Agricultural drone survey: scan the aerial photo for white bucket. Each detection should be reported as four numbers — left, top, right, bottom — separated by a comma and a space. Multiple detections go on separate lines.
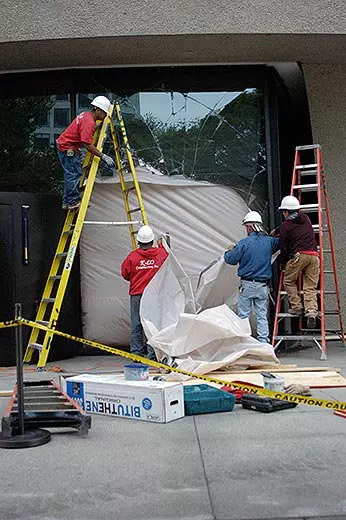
262, 375, 285, 392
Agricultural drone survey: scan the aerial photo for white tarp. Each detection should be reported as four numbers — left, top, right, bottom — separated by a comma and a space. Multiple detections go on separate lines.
140, 241, 279, 376
80, 168, 249, 345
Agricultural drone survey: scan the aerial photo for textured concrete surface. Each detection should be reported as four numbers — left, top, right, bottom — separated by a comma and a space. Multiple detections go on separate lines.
0, 345, 345, 519
1, 1, 346, 71
302, 64, 346, 322
2, 0, 346, 41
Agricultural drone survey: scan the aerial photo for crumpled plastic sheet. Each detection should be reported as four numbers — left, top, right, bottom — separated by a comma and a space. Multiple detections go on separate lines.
140, 241, 279, 379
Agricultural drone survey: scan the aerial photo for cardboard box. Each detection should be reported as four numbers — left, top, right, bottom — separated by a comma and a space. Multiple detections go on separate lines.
64, 374, 184, 423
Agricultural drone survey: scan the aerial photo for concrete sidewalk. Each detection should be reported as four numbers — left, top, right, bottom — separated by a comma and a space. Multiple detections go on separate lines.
0, 344, 345, 520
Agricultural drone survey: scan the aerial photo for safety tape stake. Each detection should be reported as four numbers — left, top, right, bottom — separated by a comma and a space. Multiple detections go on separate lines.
13, 317, 346, 412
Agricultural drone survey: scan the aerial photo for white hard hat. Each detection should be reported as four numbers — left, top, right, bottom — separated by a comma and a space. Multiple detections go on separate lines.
137, 225, 155, 243
278, 195, 300, 211
242, 210, 263, 225
91, 95, 111, 114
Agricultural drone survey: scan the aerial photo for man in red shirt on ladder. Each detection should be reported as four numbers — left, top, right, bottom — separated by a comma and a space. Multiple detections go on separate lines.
56, 95, 115, 211
121, 225, 168, 361
276, 195, 320, 329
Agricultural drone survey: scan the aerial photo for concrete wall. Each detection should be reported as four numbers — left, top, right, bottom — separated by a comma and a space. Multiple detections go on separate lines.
1, 1, 346, 72
303, 64, 346, 319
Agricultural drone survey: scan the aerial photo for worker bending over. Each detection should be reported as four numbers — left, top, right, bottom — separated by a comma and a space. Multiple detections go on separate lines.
276, 195, 319, 328
224, 211, 279, 343
121, 225, 168, 360
56, 96, 115, 211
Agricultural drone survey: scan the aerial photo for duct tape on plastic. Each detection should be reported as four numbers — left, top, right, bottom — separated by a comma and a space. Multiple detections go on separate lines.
18, 317, 346, 412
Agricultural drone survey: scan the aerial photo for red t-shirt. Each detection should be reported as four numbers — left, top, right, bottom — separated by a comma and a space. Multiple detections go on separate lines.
56, 111, 96, 152
121, 246, 168, 295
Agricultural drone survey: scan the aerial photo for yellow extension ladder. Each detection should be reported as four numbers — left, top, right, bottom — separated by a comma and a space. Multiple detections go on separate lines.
24, 103, 148, 369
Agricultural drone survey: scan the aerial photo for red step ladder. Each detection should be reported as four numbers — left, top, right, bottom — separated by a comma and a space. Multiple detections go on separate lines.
272, 144, 345, 360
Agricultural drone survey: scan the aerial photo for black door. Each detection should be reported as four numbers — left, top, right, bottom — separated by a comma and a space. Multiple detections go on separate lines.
0, 204, 15, 364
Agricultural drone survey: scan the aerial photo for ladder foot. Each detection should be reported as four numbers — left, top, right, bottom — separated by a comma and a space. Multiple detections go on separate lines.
36, 367, 46, 372
320, 352, 327, 361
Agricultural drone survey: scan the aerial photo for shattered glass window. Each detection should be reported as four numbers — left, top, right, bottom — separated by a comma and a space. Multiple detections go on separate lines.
114, 89, 267, 216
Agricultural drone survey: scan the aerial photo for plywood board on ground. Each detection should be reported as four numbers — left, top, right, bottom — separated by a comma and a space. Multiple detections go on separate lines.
204, 371, 346, 388
212, 366, 341, 374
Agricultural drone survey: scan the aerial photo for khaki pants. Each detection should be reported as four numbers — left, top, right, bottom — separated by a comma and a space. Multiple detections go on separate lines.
284, 254, 320, 316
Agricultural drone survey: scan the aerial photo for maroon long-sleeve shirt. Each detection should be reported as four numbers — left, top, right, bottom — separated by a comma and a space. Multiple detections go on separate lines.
279, 212, 318, 265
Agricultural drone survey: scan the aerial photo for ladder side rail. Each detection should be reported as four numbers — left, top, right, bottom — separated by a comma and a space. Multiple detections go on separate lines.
36, 107, 114, 369
315, 147, 327, 356
319, 156, 345, 343
290, 149, 300, 194
272, 271, 284, 347
109, 118, 137, 250
115, 104, 148, 226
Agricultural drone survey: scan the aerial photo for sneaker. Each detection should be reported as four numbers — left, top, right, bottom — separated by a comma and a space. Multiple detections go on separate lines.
306, 315, 316, 329
62, 204, 68, 210
68, 201, 81, 211
288, 308, 304, 317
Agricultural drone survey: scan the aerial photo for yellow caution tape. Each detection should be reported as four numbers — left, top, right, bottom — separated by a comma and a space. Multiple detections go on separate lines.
0, 320, 20, 329
16, 317, 346, 411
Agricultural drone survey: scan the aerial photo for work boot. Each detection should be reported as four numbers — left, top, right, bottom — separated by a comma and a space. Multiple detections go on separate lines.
68, 201, 81, 211
288, 308, 304, 317
306, 314, 317, 329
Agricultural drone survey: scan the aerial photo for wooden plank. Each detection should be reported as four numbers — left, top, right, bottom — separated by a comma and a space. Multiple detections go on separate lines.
212, 366, 341, 374
0, 391, 12, 397
204, 370, 346, 388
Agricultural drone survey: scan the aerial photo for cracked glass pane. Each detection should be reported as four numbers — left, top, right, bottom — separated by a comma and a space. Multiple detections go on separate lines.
0, 88, 267, 221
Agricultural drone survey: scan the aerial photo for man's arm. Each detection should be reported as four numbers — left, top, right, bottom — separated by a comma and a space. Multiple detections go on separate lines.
279, 226, 290, 266
84, 143, 103, 159
121, 256, 131, 281
224, 242, 242, 265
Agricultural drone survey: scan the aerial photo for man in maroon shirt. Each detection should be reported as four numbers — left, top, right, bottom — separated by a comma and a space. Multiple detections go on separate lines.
121, 225, 168, 360
56, 96, 115, 211
277, 195, 320, 328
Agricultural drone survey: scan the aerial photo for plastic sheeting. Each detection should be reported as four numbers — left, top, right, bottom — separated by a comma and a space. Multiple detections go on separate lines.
80, 168, 249, 346
140, 242, 279, 376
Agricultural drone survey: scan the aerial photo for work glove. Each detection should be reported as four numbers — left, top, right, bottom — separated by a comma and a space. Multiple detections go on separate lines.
101, 153, 115, 168
284, 383, 311, 395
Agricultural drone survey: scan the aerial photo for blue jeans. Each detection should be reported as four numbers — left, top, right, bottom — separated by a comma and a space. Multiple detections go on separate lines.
130, 294, 156, 360
238, 280, 269, 343
57, 150, 82, 205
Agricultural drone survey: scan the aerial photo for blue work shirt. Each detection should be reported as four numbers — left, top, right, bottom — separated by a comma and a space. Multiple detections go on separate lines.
224, 232, 280, 280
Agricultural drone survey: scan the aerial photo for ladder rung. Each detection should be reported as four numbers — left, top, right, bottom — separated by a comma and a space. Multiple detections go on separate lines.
42, 298, 56, 303
299, 170, 318, 177
49, 275, 62, 281
324, 249, 332, 253
56, 252, 68, 258
128, 207, 141, 214
29, 342, 43, 351
293, 183, 318, 191
63, 230, 74, 236
295, 164, 318, 170
296, 145, 320, 151
324, 270, 333, 274
312, 224, 329, 233
36, 320, 49, 326
299, 204, 319, 212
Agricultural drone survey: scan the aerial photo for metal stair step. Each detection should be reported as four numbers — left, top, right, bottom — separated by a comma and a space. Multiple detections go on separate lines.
29, 343, 43, 351
274, 334, 341, 341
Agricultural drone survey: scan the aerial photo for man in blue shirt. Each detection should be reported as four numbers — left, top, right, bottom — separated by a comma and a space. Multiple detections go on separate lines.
224, 211, 279, 343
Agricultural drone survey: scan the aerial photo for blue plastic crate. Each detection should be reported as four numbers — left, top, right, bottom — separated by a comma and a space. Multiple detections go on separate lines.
183, 384, 236, 415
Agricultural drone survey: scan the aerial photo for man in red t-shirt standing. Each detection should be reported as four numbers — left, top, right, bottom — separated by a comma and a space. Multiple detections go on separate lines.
56, 96, 115, 211
121, 225, 168, 360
